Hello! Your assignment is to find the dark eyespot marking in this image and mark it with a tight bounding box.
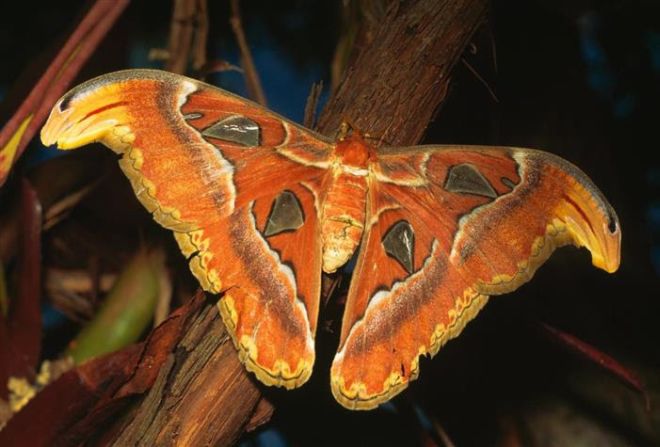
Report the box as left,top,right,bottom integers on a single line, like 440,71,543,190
264,191,305,237
444,164,498,199
382,220,415,274
202,115,260,147
607,209,618,234
58,89,76,112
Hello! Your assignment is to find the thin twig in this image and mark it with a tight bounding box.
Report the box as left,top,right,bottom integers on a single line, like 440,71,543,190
43,181,99,230
541,322,651,411
164,0,208,75
153,268,173,327
230,0,267,105
304,81,324,129
166,0,195,74
432,417,457,447
197,59,243,81
489,24,498,73
191,0,208,71
461,57,499,103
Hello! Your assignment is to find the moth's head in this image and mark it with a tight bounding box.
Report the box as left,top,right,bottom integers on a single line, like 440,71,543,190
336,120,393,149
336,120,359,142
335,126,377,167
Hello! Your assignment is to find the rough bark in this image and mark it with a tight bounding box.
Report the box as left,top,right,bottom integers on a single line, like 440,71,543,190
317,0,488,143
105,303,271,446
103,0,487,445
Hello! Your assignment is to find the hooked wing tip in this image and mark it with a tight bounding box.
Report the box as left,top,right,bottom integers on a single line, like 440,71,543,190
591,221,621,274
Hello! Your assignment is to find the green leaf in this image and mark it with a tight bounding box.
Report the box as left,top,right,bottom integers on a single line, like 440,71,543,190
67,248,166,364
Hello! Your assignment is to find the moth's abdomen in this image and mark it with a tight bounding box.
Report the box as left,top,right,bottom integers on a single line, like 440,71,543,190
320,171,368,273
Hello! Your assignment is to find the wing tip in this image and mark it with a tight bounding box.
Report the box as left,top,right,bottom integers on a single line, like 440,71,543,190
41,69,184,153
554,192,622,275
519,148,622,275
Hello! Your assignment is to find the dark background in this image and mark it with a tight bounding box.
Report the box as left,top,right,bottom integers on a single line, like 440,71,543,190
1,0,658,445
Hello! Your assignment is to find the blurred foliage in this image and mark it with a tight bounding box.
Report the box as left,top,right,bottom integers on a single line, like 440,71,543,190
67,248,166,364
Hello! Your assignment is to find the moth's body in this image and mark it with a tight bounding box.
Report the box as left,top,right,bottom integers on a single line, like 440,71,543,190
319,133,373,272
41,69,621,410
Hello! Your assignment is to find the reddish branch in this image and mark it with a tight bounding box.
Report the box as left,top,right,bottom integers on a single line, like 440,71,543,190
0,181,42,397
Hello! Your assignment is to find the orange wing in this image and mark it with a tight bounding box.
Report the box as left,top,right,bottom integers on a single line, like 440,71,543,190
41,69,332,388
331,145,621,409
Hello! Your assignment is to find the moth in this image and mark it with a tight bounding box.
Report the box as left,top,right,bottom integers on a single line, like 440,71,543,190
41,70,621,410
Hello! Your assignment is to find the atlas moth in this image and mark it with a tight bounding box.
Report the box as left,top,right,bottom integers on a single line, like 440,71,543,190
41,70,620,410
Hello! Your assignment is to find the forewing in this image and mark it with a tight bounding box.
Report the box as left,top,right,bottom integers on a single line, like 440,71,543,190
41,69,330,387
331,145,621,409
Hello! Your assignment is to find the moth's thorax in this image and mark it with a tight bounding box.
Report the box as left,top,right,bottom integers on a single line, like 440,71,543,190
319,135,374,273
334,133,374,169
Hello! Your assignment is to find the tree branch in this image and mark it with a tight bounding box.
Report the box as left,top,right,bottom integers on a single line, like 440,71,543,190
318,0,488,144
108,303,270,446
